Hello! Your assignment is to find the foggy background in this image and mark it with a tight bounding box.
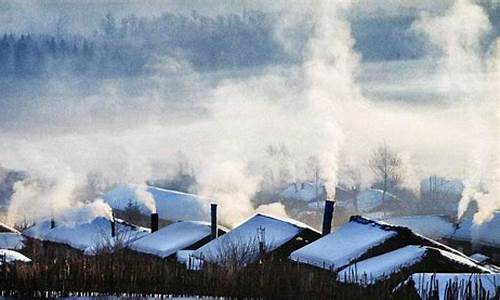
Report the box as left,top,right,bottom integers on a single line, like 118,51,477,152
0,0,498,228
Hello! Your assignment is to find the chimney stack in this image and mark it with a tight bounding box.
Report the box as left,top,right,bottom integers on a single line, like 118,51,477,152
50,218,56,229
322,200,335,236
110,218,116,237
210,203,218,240
151,212,159,233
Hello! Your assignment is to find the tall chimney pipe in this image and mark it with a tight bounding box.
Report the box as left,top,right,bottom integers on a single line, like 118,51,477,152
322,200,335,236
210,203,218,240
151,212,159,233
111,218,116,237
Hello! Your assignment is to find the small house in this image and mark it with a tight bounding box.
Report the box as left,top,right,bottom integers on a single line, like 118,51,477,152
128,220,227,259
193,213,321,267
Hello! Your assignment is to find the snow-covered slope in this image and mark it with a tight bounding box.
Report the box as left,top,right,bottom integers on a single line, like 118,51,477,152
0,233,25,250
193,213,317,265
382,215,455,240
23,217,149,254
409,273,500,300
103,185,210,221
451,212,500,247
0,249,31,264
289,219,397,271
129,221,214,258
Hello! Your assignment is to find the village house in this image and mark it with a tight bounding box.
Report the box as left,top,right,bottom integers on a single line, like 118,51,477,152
289,216,491,284
192,213,321,268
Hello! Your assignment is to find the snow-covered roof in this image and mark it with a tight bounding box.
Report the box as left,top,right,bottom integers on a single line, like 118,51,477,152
356,189,400,213
450,211,500,247
193,213,318,265
339,245,491,285
338,245,426,284
382,215,455,240
290,217,398,271
0,221,20,233
280,182,323,202
128,221,222,258
0,249,31,264
23,217,149,254
0,232,25,250
408,273,500,300
469,253,491,264
103,184,210,222
290,216,470,272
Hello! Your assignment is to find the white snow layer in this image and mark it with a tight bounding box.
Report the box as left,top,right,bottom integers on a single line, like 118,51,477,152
410,273,500,300
382,215,455,240
194,213,311,265
103,184,210,221
0,249,31,264
24,217,149,254
0,232,25,250
338,245,427,284
129,221,212,258
451,212,500,247
289,220,397,271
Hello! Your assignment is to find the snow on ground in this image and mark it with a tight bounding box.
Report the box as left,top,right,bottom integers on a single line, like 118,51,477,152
103,184,210,221
193,213,314,265
129,221,212,258
381,215,455,240
280,182,322,202
289,219,397,271
24,217,149,254
0,249,31,264
0,232,25,250
451,211,500,247
337,245,427,284
177,250,203,270
409,273,500,300
356,189,399,213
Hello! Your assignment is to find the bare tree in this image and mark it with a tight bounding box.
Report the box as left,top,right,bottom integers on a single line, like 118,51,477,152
369,144,403,216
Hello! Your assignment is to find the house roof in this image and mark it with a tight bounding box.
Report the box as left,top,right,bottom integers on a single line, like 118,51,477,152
128,221,227,258
23,217,149,254
290,217,398,271
193,213,319,265
338,245,491,285
289,216,470,272
0,221,20,233
103,184,210,222
0,249,31,264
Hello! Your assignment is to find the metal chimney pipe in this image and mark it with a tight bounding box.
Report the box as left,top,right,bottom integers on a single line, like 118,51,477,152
210,203,218,240
110,218,116,237
322,200,335,236
50,218,56,229
151,212,159,233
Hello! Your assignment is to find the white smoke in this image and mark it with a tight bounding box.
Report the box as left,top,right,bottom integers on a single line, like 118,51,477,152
413,0,500,224
134,186,157,214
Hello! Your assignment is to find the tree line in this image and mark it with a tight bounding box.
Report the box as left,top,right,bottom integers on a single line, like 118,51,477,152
0,11,287,78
